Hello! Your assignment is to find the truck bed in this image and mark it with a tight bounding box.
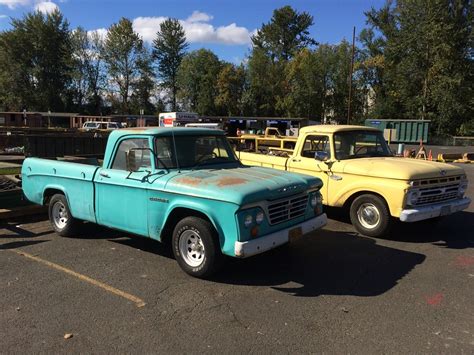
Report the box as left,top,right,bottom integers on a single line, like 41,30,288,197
21,158,100,222
237,150,290,171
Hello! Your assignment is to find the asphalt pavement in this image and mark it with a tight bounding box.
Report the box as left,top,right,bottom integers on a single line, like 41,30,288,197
1,164,473,353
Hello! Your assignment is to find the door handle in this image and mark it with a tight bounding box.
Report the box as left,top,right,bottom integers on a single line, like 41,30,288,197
292,159,301,163
99,171,110,178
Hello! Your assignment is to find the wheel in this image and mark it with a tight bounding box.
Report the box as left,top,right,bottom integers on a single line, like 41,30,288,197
48,194,81,237
349,194,391,237
172,216,222,278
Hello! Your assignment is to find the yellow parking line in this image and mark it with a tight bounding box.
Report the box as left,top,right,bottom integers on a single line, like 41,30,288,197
11,249,145,308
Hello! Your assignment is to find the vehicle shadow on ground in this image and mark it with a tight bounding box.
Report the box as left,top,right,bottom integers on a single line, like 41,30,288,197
389,211,474,249
325,207,474,249
0,239,49,250
213,229,426,297
0,223,53,239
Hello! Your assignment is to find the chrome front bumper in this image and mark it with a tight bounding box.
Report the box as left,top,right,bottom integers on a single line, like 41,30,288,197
399,197,471,222
234,213,327,258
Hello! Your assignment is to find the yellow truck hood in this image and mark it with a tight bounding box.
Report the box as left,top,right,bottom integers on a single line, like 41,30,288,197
340,157,464,180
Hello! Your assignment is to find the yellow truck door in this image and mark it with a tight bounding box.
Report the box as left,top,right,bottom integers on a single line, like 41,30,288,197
287,134,330,201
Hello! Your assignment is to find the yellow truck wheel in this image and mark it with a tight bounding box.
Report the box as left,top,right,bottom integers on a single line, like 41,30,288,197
349,194,391,237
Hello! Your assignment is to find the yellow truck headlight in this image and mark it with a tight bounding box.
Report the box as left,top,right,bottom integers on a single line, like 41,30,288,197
407,190,420,205
459,182,468,197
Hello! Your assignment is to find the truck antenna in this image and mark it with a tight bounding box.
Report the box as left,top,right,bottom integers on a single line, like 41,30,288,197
170,122,180,173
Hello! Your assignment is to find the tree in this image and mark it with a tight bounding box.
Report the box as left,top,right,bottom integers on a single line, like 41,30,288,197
130,48,156,115
103,18,145,114
153,18,188,111
215,63,246,116
362,0,474,134
252,5,317,61
69,27,107,114
177,49,222,115
246,48,284,116
0,10,72,112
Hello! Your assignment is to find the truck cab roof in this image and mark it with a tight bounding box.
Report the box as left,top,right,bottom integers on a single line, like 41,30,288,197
109,127,226,139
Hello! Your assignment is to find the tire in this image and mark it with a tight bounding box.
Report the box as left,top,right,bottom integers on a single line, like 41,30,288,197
48,194,81,237
172,216,222,278
349,194,391,237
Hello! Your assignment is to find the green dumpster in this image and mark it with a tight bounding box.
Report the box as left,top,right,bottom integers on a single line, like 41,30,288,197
365,119,430,143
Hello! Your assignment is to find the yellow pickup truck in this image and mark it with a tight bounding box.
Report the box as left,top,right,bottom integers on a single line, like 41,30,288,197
233,125,471,237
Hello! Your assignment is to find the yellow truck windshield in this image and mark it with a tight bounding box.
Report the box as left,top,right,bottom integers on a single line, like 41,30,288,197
334,131,393,160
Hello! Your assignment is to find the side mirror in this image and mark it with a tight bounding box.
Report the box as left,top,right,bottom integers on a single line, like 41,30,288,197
126,150,138,171
314,151,330,162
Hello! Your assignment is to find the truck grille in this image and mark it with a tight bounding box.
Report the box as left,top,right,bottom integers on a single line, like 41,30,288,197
414,183,460,206
267,195,308,225
416,175,461,186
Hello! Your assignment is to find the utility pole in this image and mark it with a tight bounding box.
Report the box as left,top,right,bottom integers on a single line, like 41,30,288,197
347,26,356,124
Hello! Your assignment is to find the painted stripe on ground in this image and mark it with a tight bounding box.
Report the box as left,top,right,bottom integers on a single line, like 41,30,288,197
11,249,145,308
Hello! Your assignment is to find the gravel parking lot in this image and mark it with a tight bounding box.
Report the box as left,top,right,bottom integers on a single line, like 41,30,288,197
1,164,473,353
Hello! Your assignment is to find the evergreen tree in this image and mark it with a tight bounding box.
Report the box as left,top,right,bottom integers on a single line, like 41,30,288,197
103,18,145,114
0,10,72,112
153,18,188,111
252,5,317,61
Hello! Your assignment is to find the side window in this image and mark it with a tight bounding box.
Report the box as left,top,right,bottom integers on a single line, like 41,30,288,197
111,138,151,171
301,135,330,158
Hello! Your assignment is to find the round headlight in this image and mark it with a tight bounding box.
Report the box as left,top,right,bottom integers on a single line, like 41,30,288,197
407,190,419,205
459,182,468,196
310,194,318,207
244,214,253,228
256,211,264,224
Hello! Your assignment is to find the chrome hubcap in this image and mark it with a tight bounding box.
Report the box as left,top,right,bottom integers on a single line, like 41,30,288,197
52,201,68,229
357,203,380,229
179,230,205,267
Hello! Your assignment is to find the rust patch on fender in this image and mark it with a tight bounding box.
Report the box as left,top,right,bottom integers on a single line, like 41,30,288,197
215,177,247,187
175,177,202,186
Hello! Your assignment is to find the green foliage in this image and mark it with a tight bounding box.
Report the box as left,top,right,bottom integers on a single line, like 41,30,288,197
252,5,317,61
215,64,246,116
177,49,222,115
70,27,106,114
246,48,286,117
103,18,148,114
153,18,188,111
363,0,474,135
0,10,72,111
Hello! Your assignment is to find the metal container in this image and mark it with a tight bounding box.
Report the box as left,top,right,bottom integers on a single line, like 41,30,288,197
365,119,430,143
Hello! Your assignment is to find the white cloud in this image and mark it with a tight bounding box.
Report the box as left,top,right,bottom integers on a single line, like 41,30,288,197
131,11,254,45
186,10,213,23
34,1,59,14
132,16,167,43
0,0,29,9
0,14,8,18
87,27,108,40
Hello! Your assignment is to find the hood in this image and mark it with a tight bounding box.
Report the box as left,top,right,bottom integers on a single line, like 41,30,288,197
164,166,322,205
340,157,464,180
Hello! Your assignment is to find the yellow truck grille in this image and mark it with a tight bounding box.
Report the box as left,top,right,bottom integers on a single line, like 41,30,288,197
415,183,460,206
268,195,308,225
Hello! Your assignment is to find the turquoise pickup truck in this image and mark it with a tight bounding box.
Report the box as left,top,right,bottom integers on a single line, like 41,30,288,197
22,128,327,278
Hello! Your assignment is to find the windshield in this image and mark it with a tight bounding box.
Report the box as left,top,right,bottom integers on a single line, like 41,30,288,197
334,131,393,160
154,135,239,169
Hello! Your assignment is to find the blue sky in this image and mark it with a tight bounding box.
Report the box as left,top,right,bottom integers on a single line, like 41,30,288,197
0,0,386,63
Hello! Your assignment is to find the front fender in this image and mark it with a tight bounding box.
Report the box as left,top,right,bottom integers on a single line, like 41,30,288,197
161,197,240,256
331,178,407,217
